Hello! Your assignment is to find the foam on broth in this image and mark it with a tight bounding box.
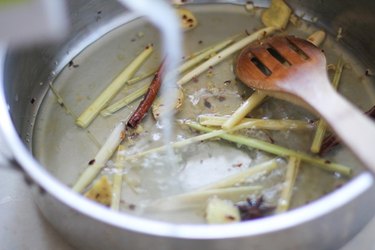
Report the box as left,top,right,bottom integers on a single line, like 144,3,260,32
33,4,375,224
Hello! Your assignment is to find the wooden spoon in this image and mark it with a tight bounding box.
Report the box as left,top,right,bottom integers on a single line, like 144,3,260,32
236,35,375,171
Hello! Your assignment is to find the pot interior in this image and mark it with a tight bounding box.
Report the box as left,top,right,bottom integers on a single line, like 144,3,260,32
3,0,375,224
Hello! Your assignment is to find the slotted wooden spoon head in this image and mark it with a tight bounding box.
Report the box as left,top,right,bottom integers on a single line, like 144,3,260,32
236,35,327,94
237,36,375,172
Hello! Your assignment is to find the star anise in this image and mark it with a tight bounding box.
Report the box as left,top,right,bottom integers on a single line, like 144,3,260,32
236,196,275,221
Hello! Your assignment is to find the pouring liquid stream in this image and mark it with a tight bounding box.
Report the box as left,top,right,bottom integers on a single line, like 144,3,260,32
117,0,182,166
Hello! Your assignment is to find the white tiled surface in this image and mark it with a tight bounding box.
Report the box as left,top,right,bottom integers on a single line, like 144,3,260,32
0,168,73,250
1,162,375,250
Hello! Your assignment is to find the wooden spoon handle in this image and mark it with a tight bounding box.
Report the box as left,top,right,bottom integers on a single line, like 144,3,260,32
307,83,375,171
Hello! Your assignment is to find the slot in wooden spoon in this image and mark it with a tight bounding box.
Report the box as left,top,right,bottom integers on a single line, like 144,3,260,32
236,35,375,171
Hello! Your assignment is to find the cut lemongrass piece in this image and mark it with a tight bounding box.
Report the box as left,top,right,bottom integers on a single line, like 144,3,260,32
177,27,277,86
125,129,227,160
198,115,235,126
198,159,278,190
126,68,157,85
149,186,262,211
223,30,326,130
307,30,326,47
101,84,149,117
310,119,328,153
331,58,345,89
111,145,126,211
276,156,301,213
73,122,126,193
182,32,245,61
48,82,68,112
76,45,153,128
178,38,234,74
185,121,352,176
106,36,236,118
199,115,315,130
126,118,312,160
311,57,344,153
222,92,267,130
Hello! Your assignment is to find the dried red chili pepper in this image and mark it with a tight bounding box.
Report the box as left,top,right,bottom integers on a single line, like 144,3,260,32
127,62,164,128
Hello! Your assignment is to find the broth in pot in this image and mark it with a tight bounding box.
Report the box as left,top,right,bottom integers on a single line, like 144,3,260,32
32,2,375,224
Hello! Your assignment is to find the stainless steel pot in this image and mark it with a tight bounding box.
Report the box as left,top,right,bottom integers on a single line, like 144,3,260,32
1,0,375,249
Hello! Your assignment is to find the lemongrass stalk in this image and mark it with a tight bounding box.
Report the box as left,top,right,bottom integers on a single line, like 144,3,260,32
125,118,312,160
177,27,277,86
100,85,149,117
111,145,126,211
234,119,313,131
310,57,344,153
199,115,315,130
276,156,301,213
178,38,234,74
76,45,154,128
123,175,141,194
198,115,236,126
125,129,227,160
101,38,235,117
199,159,278,190
73,122,126,193
307,30,326,47
222,92,267,129
182,41,221,61
126,68,157,85
222,30,326,130
310,119,328,153
48,83,101,148
185,121,352,176
183,32,246,61
149,186,262,211
48,82,67,111
183,46,212,61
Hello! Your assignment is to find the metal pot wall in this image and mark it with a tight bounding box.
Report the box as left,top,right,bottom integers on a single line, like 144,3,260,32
1,0,375,249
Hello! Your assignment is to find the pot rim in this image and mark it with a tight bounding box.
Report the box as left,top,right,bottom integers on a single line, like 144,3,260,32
0,46,373,240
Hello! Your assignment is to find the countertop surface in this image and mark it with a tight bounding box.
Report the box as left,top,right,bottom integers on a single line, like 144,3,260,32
1,161,375,250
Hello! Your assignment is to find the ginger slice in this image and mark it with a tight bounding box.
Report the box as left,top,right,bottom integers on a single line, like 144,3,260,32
261,0,292,30
85,176,113,206
176,8,198,31
205,197,240,224
152,88,184,120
